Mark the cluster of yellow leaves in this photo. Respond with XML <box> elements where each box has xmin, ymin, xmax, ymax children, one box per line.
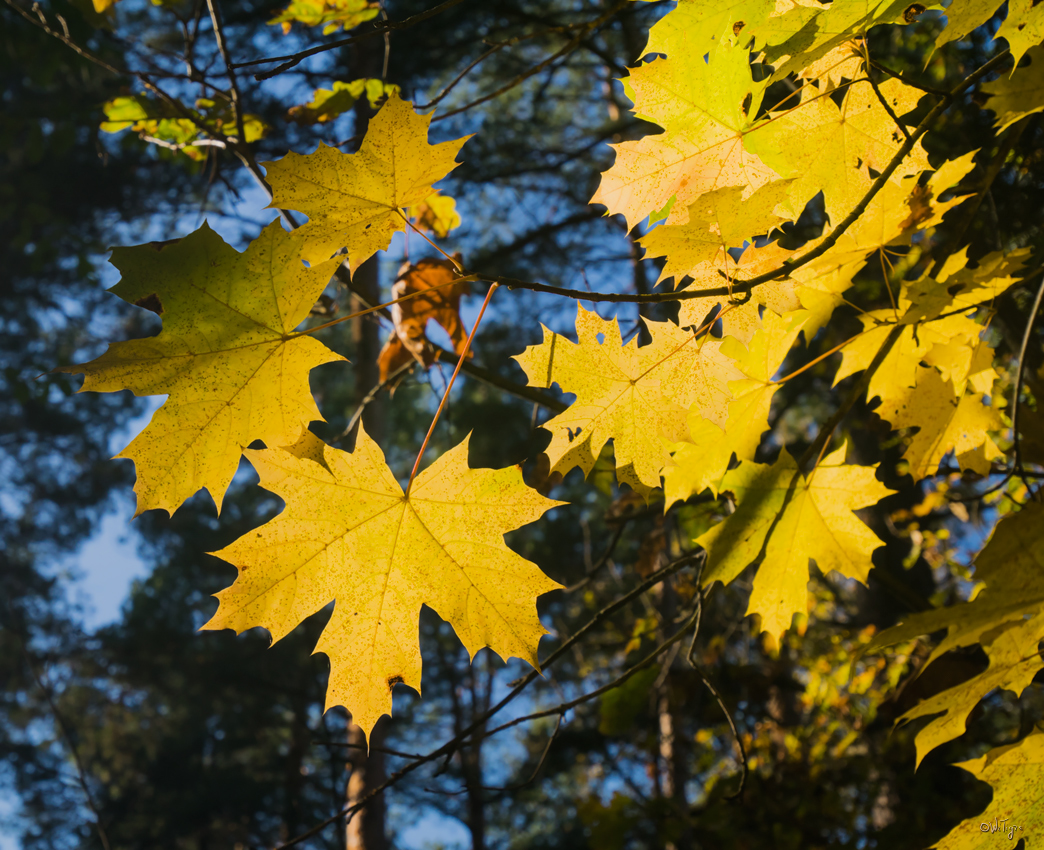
<box><xmin>513</xmin><ymin>0</ymin><xmax>1035</xmax><ymax>661</ymax></box>
<box><xmin>71</xmin><ymin>0</ymin><xmax>1044</xmax><ymax>776</ymax></box>
<box><xmin>268</xmin><ymin>0</ymin><xmax>378</xmax><ymax>34</ymax></box>
<box><xmin>101</xmin><ymin>94</ymin><xmax>268</xmax><ymax>161</ymax></box>
<box><xmin>287</xmin><ymin>79</ymin><xmax>400</xmax><ymax>124</ymax></box>
<box><xmin>65</xmin><ymin>93</ymin><xmax>564</xmax><ymax>736</ymax></box>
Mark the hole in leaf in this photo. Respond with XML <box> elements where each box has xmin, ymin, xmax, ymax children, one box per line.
<box><xmin>134</xmin><ymin>293</ymin><xmax>164</xmax><ymax>315</ymax></box>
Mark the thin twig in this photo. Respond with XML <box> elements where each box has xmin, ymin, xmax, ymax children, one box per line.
<box><xmin>269</xmin><ymin>552</ymin><xmax>700</xmax><ymax>849</ymax></box>
<box><xmin>482</xmin><ymin>605</ymin><xmax>704</xmax><ymax>738</ymax></box>
<box><xmin>430</xmin><ymin>1</ymin><xmax>629</xmax><ymax>123</ymax></box>
<box><xmin>241</xmin><ymin>0</ymin><xmax>469</xmax><ymax>78</ymax></box>
<box><xmin>686</xmin><ymin>576</ymin><xmax>748</xmax><ymax>800</ymax></box>
<box><xmin>426</xmin><ymin>715</ymin><xmax>564</xmax><ymax>795</ymax></box>
<box><xmin>405</xmin><ymin>283</ymin><xmax>498</xmax><ymax>496</ymax></box>
<box><xmin>1011</xmin><ymin>274</ymin><xmax>1044</xmax><ymax>489</ymax></box>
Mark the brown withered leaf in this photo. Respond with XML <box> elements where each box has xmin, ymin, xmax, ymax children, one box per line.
<box><xmin>376</xmin><ymin>257</ymin><xmax>470</xmax><ymax>383</ymax></box>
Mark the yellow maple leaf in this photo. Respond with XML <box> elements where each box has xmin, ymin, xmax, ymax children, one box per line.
<box><xmin>696</xmin><ymin>445</ymin><xmax>893</xmax><ymax>637</ymax></box>
<box><xmin>933</xmin><ymin>0</ymin><xmax>1003</xmax><ymax>55</ymax></box>
<box><xmin>514</xmin><ymin>305</ymin><xmax>744</xmax><ymax>494</ymax></box>
<box><xmin>407</xmin><ymin>191</ymin><xmax>462</xmax><ymax>238</ymax></box>
<box><xmin>203</xmin><ymin>428</ymin><xmax>563</xmax><ymax>735</ymax></box>
<box><xmin>643</xmin><ymin>0</ymin><xmax>778</xmax><ymax>59</ymax></box>
<box><xmin>982</xmin><ymin>46</ymin><xmax>1044</xmax><ymax>130</ymax></box>
<box><xmin>640</xmin><ymin>181</ymin><xmax>793</xmax><ymax>286</ymax></box>
<box><xmin>56</xmin><ymin>222</ymin><xmax>344</xmax><ymax>516</ymax></box>
<box><xmin>751</xmin><ymin>0</ymin><xmax>916</xmax><ymax>83</ymax></box>
<box><xmin>264</xmin><ymin>92</ymin><xmax>470</xmax><ymax>271</ymax></box>
<box><xmin>746</xmin><ymin>77</ymin><xmax>930</xmax><ymax>224</ymax></box>
<box><xmin>899</xmin><ymin>612</ymin><xmax>1044</xmax><ymax>767</ymax></box>
<box><xmin>591</xmin><ymin>35</ymin><xmax>780</xmax><ymax>230</ymax></box>
<box><xmin>935</xmin><ymin>731</ymin><xmax>1044</xmax><ymax>848</ymax></box>
<box><xmin>878</xmin><ymin>366</ymin><xmax>1004</xmax><ymax>479</ymax></box>
<box><xmin>900</xmin><ymin>247</ymin><xmax>1030</xmax><ymax>324</ymax></box>
<box><xmin>868</xmin><ymin>504</ymin><xmax>1044</xmax><ymax>768</ymax></box>
<box><xmin>995</xmin><ymin>0</ymin><xmax>1044</xmax><ymax>68</ymax></box>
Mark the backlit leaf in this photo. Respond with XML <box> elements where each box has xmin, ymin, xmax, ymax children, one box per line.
<box><xmin>203</xmin><ymin>428</ymin><xmax>563</xmax><ymax>735</ymax></box>
<box><xmin>56</xmin><ymin>222</ymin><xmax>344</xmax><ymax>515</ymax></box>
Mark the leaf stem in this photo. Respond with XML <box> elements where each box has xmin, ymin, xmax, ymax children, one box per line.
<box><xmin>394</xmin><ymin>209</ymin><xmax>464</xmax><ymax>271</ymax></box>
<box><xmin>405</xmin><ymin>283</ymin><xmax>498</xmax><ymax>497</ymax></box>
<box><xmin>774</xmin><ymin>325</ymin><xmax>872</xmax><ymax>385</ymax></box>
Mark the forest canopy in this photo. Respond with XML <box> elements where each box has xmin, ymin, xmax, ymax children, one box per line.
<box><xmin>2</xmin><ymin>0</ymin><xmax>1044</xmax><ymax>848</ymax></box>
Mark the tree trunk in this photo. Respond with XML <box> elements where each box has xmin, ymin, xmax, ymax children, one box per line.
<box><xmin>346</xmin><ymin>717</ymin><xmax>387</xmax><ymax>850</ymax></box>
<box><xmin>657</xmin><ymin>579</ymin><xmax>693</xmax><ymax>850</ymax></box>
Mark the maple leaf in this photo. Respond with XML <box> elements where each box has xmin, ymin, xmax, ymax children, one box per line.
<box><xmin>514</xmin><ymin>305</ymin><xmax>744</xmax><ymax>494</ymax></box>
<box><xmin>642</xmin><ymin>0</ymin><xmax>777</xmax><ymax>59</ymax></box>
<box><xmin>934</xmin><ymin>731</ymin><xmax>1044</xmax><ymax>849</ymax></box>
<box><xmin>696</xmin><ymin>445</ymin><xmax>893</xmax><ymax>638</ymax></box>
<box><xmin>932</xmin><ymin>0</ymin><xmax>1003</xmax><ymax>53</ymax></box>
<box><xmin>203</xmin><ymin>427</ymin><xmax>563</xmax><ymax>735</ymax></box>
<box><xmin>745</xmin><ymin>77</ymin><xmax>930</xmax><ymax>224</ymax></box>
<box><xmin>994</xmin><ymin>0</ymin><xmax>1044</xmax><ymax>68</ymax></box>
<box><xmin>55</xmin><ymin>222</ymin><xmax>344</xmax><ymax>516</ymax></box>
<box><xmin>287</xmin><ymin>79</ymin><xmax>399</xmax><ymax>124</ymax></box>
<box><xmin>377</xmin><ymin>258</ymin><xmax>471</xmax><ymax>383</ymax></box>
<box><xmin>868</xmin><ymin>503</ymin><xmax>1044</xmax><ymax>765</ymax></box>
<box><xmin>591</xmin><ymin>35</ymin><xmax>779</xmax><ymax>230</ymax></box>
<box><xmin>639</xmin><ymin>181</ymin><xmax>793</xmax><ymax>286</ymax></box>
<box><xmin>407</xmin><ymin>191</ymin><xmax>462</xmax><ymax>238</ymax></box>
<box><xmin>899</xmin><ymin>612</ymin><xmax>1044</xmax><ymax>766</ymax></box>
<box><xmin>982</xmin><ymin>46</ymin><xmax>1044</xmax><ymax>130</ymax></box>
<box><xmin>879</xmin><ymin>366</ymin><xmax>1004</xmax><ymax>479</ymax></box>
<box><xmin>750</xmin><ymin>0</ymin><xmax>915</xmax><ymax>83</ymax></box>
<box><xmin>899</xmin><ymin>247</ymin><xmax>1029</xmax><ymax>324</ymax></box>
<box><xmin>264</xmin><ymin>92</ymin><xmax>470</xmax><ymax>271</ymax></box>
